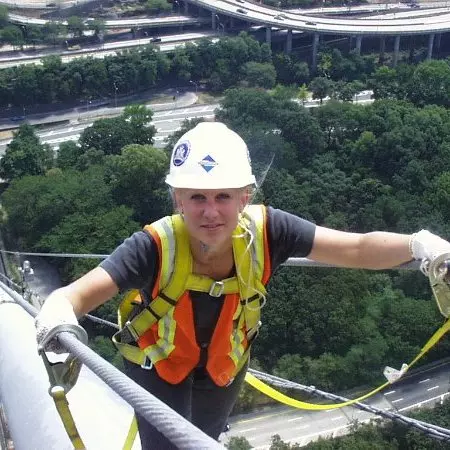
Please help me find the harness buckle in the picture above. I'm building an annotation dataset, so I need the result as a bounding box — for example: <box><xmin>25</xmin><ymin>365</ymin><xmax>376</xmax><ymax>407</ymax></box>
<box><xmin>141</xmin><ymin>356</ymin><xmax>153</xmax><ymax>371</ymax></box>
<box><xmin>209</xmin><ymin>280</ymin><xmax>225</xmax><ymax>297</ymax></box>
<box><xmin>125</xmin><ymin>320</ymin><xmax>140</xmax><ymax>341</ymax></box>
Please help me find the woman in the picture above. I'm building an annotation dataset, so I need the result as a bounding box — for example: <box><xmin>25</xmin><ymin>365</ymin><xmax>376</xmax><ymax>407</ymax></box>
<box><xmin>36</xmin><ymin>122</ymin><xmax>450</xmax><ymax>449</ymax></box>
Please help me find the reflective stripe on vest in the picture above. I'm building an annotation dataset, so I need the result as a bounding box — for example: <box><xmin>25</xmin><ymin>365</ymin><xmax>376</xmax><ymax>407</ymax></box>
<box><xmin>112</xmin><ymin>205</ymin><xmax>271</xmax><ymax>386</ymax></box>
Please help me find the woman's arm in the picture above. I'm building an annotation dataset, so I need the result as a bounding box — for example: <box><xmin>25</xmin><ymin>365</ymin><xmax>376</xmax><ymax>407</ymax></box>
<box><xmin>309</xmin><ymin>226</ymin><xmax>412</xmax><ymax>270</ymax></box>
<box><xmin>49</xmin><ymin>266</ymin><xmax>119</xmax><ymax>318</ymax></box>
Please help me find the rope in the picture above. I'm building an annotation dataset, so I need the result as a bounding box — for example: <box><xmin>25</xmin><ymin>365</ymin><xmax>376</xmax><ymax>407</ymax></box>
<box><xmin>0</xmin><ymin>248</ymin><xmax>422</xmax><ymax>269</ymax></box>
<box><xmin>248</xmin><ymin>369</ymin><xmax>450</xmax><ymax>441</ymax></box>
<box><xmin>0</xmin><ymin>280</ymin><xmax>223</xmax><ymax>450</ymax></box>
<box><xmin>85</xmin><ymin>314</ymin><xmax>120</xmax><ymax>330</ymax></box>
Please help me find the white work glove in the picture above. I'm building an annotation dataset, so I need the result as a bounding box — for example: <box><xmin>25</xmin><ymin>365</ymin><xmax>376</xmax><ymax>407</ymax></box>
<box><xmin>410</xmin><ymin>230</ymin><xmax>450</xmax><ymax>275</ymax></box>
<box><xmin>35</xmin><ymin>293</ymin><xmax>87</xmax><ymax>354</ymax></box>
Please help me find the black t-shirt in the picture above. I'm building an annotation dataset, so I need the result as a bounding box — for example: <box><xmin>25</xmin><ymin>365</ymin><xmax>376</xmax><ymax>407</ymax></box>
<box><xmin>100</xmin><ymin>206</ymin><xmax>315</xmax><ymax>346</ymax></box>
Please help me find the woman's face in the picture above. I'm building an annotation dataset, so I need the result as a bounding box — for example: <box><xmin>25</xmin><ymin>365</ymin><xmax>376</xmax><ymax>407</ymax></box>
<box><xmin>174</xmin><ymin>188</ymin><xmax>249</xmax><ymax>248</ymax></box>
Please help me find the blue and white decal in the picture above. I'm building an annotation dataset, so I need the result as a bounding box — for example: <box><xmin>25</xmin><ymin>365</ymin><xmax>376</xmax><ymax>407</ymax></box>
<box><xmin>173</xmin><ymin>141</ymin><xmax>190</xmax><ymax>167</ymax></box>
<box><xmin>199</xmin><ymin>155</ymin><xmax>218</xmax><ymax>172</ymax></box>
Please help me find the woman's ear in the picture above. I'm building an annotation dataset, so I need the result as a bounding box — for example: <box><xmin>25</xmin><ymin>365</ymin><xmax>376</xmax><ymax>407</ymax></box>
<box><xmin>174</xmin><ymin>189</ymin><xmax>184</xmax><ymax>214</ymax></box>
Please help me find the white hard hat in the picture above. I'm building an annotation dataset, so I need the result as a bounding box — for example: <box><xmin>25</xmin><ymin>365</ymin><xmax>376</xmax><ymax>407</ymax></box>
<box><xmin>165</xmin><ymin>122</ymin><xmax>256</xmax><ymax>189</ymax></box>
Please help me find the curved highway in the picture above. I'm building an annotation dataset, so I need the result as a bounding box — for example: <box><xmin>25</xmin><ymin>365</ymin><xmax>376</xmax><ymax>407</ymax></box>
<box><xmin>190</xmin><ymin>0</ymin><xmax>450</xmax><ymax>34</ymax></box>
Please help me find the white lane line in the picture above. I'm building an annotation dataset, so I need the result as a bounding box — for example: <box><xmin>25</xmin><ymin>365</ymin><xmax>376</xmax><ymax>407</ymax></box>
<box><xmin>419</xmin><ymin>378</ymin><xmax>430</xmax><ymax>384</ymax></box>
<box><xmin>331</xmin><ymin>416</ymin><xmax>345</xmax><ymax>421</ymax></box>
<box><xmin>399</xmin><ymin>392</ymin><xmax>450</xmax><ymax>412</ymax></box>
<box><xmin>239</xmin><ymin>427</ymin><xmax>258</xmax><ymax>433</ymax></box>
<box><xmin>295</xmin><ymin>424</ymin><xmax>310</xmax><ymax>430</ymax></box>
<box><xmin>325</xmin><ymin>409</ymin><xmax>334</xmax><ymax>413</ymax></box>
<box><xmin>391</xmin><ymin>398</ymin><xmax>404</xmax><ymax>403</ymax></box>
<box><xmin>287</xmin><ymin>416</ymin><xmax>304</xmax><ymax>422</ymax></box>
<box><xmin>427</xmin><ymin>385</ymin><xmax>440</xmax><ymax>391</ymax></box>
<box><xmin>385</xmin><ymin>390</ymin><xmax>396</xmax><ymax>395</ymax></box>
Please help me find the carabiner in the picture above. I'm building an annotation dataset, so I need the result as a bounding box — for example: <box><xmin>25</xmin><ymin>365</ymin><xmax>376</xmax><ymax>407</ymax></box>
<box><xmin>428</xmin><ymin>252</ymin><xmax>450</xmax><ymax>318</ymax></box>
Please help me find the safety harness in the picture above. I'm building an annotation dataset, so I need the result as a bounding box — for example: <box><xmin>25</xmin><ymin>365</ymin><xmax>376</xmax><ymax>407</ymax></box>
<box><xmin>112</xmin><ymin>205</ymin><xmax>271</xmax><ymax>384</ymax></box>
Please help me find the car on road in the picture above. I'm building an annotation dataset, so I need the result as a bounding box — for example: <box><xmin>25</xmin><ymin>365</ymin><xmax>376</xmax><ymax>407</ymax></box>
<box><xmin>236</xmin><ymin>0</ymin><xmax>245</xmax><ymax>3</ymax></box>
<box><xmin>10</xmin><ymin>116</ymin><xmax>25</xmax><ymax>122</ymax></box>
<box><xmin>236</xmin><ymin>8</ymin><xmax>248</xmax><ymax>14</ymax></box>
<box><xmin>305</xmin><ymin>21</ymin><xmax>316</xmax><ymax>26</ymax></box>
<box><xmin>223</xmin><ymin>423</ymin><xmax>231</xmax><ymax>432</ymax></box>
<box><xmin>150</xmin><ymin>37</ymin><xmax>162</xmax><ymax>43</ymax></box>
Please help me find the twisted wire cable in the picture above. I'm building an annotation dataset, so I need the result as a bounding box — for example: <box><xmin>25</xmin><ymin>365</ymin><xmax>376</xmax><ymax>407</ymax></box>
<box><xmin>249</xmin><ymin>369</ymin><xmax>450</xmax><ymax>441</ymax></box>
<box><xmin>0</xmin><ymin>248</ymin><xmax>422</xmax><ymax>269</ymax></box>
<box><xmin>0</xmin><ymin>280</ymin><xmax>223</xmax><ymax>449</ymax></box>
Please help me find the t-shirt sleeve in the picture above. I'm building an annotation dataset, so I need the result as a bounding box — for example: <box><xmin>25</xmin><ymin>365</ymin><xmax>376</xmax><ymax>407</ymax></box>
<box><xmin>99</xmin><ymin>230</ymin><xmax>159</xmax><ymax>293</ymax></box>
<box><xmin>267</xmin><ymin>206</ymin><xmax>316</xmax><ymax>271</ymax></box>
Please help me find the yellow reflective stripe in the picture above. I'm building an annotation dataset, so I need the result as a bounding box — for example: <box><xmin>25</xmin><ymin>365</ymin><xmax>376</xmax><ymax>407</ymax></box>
<box><xmin>246</xmin><ymin>319</ymin><xmax>450</xmax><ymax>410</ymax></box>
<box><xmin>122</xmin><ymin>415</ymin><xmax>138</xmax><ymax>450</ymax></box>
<box><xmin>229</xmin><ymin>312</ymin><xmax>246</xmax><ymax>365</ymax></box>
<box><xmin>146</xmin><ymin>308</ymin><xmax>176</xmax><ymax>363</ymax></box>
<box><xmin>50</xmin><ymin>387</ymin><xmax>86</xmax><ymax>449</ymax></box>
<box><xmin>229</xmin><ymin>329</ymin><xmax>246</xmax><ymax>365</ymax></box>
<box><xmin>149</xmin><ymin>218</ymin><xmax>175</xmax><ymax>288</ymax></box>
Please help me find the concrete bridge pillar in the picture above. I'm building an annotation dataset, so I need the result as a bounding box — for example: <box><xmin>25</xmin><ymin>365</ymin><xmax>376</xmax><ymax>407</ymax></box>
<box><xmin>286</xmin><ymin>29</ymin><xmax>292</xmax><ymax>54</ymax></box>
<box><xmin>379</xmin><ymin>36</ymin><xmax>385</xmax><ymax>63</ymax></box>
<box><xmin>427</xmin><ymin>33</ymin><xmax>435</xmax><ymax>60</ymax></box>
<box><xmin>212</xmin><ymin>11</ymin><xmax>216</xmax><ymax>30</ymax></box>
<box><xmin>266</xmin><ymin>26</ymin><xmax>272</xmax><ymax>47</ymax></box>
<box><xmin>312</xmin><ymin>33</ymin><xmax>320</xmax><ymax>72</ymax></box>
<box><xmin>184</xmin><ymin>1</ymin><xmax>188</xmax><ymax>14</ymax></box>
<box><xmin>355</xmin><ymin>35</ymin><xmax>362</xmax><ymax>55</ymax></box>
<box><xmin>393</xmin><ymin>35</ymin><xmax>401</xmax><ymax>67</ymax></box>
<box><xmin>436</xmin><ymin>33</ymin><xmax>442</xmax><ymax>53</ymax></box>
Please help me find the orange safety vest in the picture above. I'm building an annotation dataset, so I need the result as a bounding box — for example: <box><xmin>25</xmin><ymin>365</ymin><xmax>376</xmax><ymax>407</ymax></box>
<box><xmin>112</xmin><ymin>205</ymin><xmax>271</xmax><ymax>386</ymax></box>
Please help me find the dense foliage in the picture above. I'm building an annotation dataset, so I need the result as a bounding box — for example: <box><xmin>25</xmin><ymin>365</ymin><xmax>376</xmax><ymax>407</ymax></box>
<box><xmin>2</xmin><ymin>34</ymin><xmax>450</xmax><ymax>410</ymax></box>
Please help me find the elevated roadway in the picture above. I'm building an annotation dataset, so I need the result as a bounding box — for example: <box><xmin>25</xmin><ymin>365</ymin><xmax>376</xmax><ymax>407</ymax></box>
<box><xmin>193</xmin><ymin>0</ymin><xmax>450</xmax><ymax>35</ymax></box>
<box><xmin>8</xmin><ymin>12</ymin><xmax>209</xmax><ymax>28</ymax></box>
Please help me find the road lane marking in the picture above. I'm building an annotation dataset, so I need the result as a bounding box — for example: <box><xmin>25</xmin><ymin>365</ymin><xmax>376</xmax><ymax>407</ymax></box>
<box><xmin>419</xmin><ymin>378</ymin><xmax>430</xmax><ymax>383</ymax></box>
<box><xmin>427</xmin><ymin>385</ymin><xmax>440</xmax><ymax>391</ymax></box>
<box><xmin>287</xmin><ymin>416</ymin><xmax>304</xmax><ymax>422</ymax></box>
<box><xmin>391</xmin><ymin>398</ymin><xmax>404</xmax><ymax>403</ymax></box>
<box><xmin>295</xmin><ymin>424</ymin><xmax>310</xmax><ymax>430</ymax></box>
<box><xmin>239</xmin><ymin>427</ymin><xmax>258</xmax><ymax>433</ymax></box>
<box><xmin>385</xmin><ymin>390</ymin><xmax>396</xmax><ymax>395</ymax></box>
<box><xmin>331</xmin><ymin>416</ymin><xmax>345</xmax><ymax>421</ymax></box>
<box><xmin>399</xmin><ymin>392</ymin><xmax>450</xmax><ymax>412</ymax></box>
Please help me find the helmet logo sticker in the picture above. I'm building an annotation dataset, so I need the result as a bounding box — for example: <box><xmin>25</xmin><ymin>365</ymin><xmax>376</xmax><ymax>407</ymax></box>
<box><xmin>199</xmin><ymin>155</ymin><xmax>218</xmax><ymax>172</ymax></box>
<box><xmin>173</xmin><ymin>142</ymin><xmax>190</xmax><ymax>167</ymax></box>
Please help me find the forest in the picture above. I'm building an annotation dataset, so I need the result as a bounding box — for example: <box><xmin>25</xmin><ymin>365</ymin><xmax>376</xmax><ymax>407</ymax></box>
<box><xmin>1</xmin><ymin>33</ymin><xmax>450</xmax><ymax>427</ymax></box>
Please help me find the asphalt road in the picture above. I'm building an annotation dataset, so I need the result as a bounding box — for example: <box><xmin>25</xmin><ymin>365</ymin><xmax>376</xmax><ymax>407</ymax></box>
<box><xmin>0</xmin><ymin>91</ymin><xmax>373</xmax><ymax>155</ymax></box>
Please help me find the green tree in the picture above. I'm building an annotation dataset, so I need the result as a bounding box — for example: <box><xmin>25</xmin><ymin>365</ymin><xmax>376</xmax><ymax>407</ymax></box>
<box><xmin>1</xmin><ymin>25</ymin><xmax>24</xmax><ymax>49</ymax></box>
<box><xmin>145</xmin><ymin>0</ymin><xmax>171</xmax><ymax>13</ymax></box>
<box><xmin>241</xmin><ymin>61</ymin><xmax>277</xmax><ymax>89</ymax></box>
<box><xmin>122</xmin><ymin>103</ymin><xmax>156</xmax><ymax>145</ymax></box>
<box><xmin>104</xmin><ymin>144</ymin><xmax>170</xmax><ymax>224</ymax></box>
<box><xmin>56</xmin><ymin>140</ymin><xmax>85</xmax><ymax>170</ymax></box>
<box><xmin>297</xmin><ymin>83</ymin><xmax>309</xmax><ymax>105</ymax></box>
<box><xmin>309</xmin><ymin>77</ymin><xmax>334</xmax><ymax>104</ymax></box>
<box><xmin>225</xmin><ymin>436</ymin><xmax>252</xmax><ymax>450</ymax></box>
<box><xmin>408</xmin><ymin>59</ymin><xmax>450</xmax><ymax>107</ymax></box>
<box><xmin>0</xmin><ymin>124</ymin><xmax>53</xmax><ymax>181</ymax></box>
<box><xmin>66</xmin><ymin>16</ymin><xmax>85</xmax><ymax>37</ymax></box>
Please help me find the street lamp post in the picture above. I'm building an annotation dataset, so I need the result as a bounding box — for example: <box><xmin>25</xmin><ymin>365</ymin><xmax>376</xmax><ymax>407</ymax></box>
<box><xmin>113</xmin><ymin>81</ymin><xmax>118</xmax><ymax>108</ymax></box>
<box><xmin>189</xmin><ymin>80</ymin><xmax>198</xmax><ymax>92</ymax></box>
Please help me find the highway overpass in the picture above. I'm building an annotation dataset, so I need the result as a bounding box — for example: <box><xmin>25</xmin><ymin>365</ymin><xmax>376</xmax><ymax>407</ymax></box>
<box><xmin>186</xmin><ymin>0</ymin><xmax>450</xmax><ymax>66</ymax></box>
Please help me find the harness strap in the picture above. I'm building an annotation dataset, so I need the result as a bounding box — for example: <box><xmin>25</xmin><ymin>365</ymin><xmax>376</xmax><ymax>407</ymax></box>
<box><xmin>49</xmin><ymin>386</ymin><xmax>86</xmax><ymax>449</ymax></box>
<box><xmin>246</xmin><ymin>318</ymin><xmax>450</xmax><ymax>410</ymax></box>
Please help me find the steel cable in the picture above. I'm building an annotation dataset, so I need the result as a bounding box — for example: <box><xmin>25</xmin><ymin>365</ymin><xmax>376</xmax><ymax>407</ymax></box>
<box><xmin>0</xmin><ymin>280</ymin><xmax>223</xmax><ymax>449</ymax></box>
